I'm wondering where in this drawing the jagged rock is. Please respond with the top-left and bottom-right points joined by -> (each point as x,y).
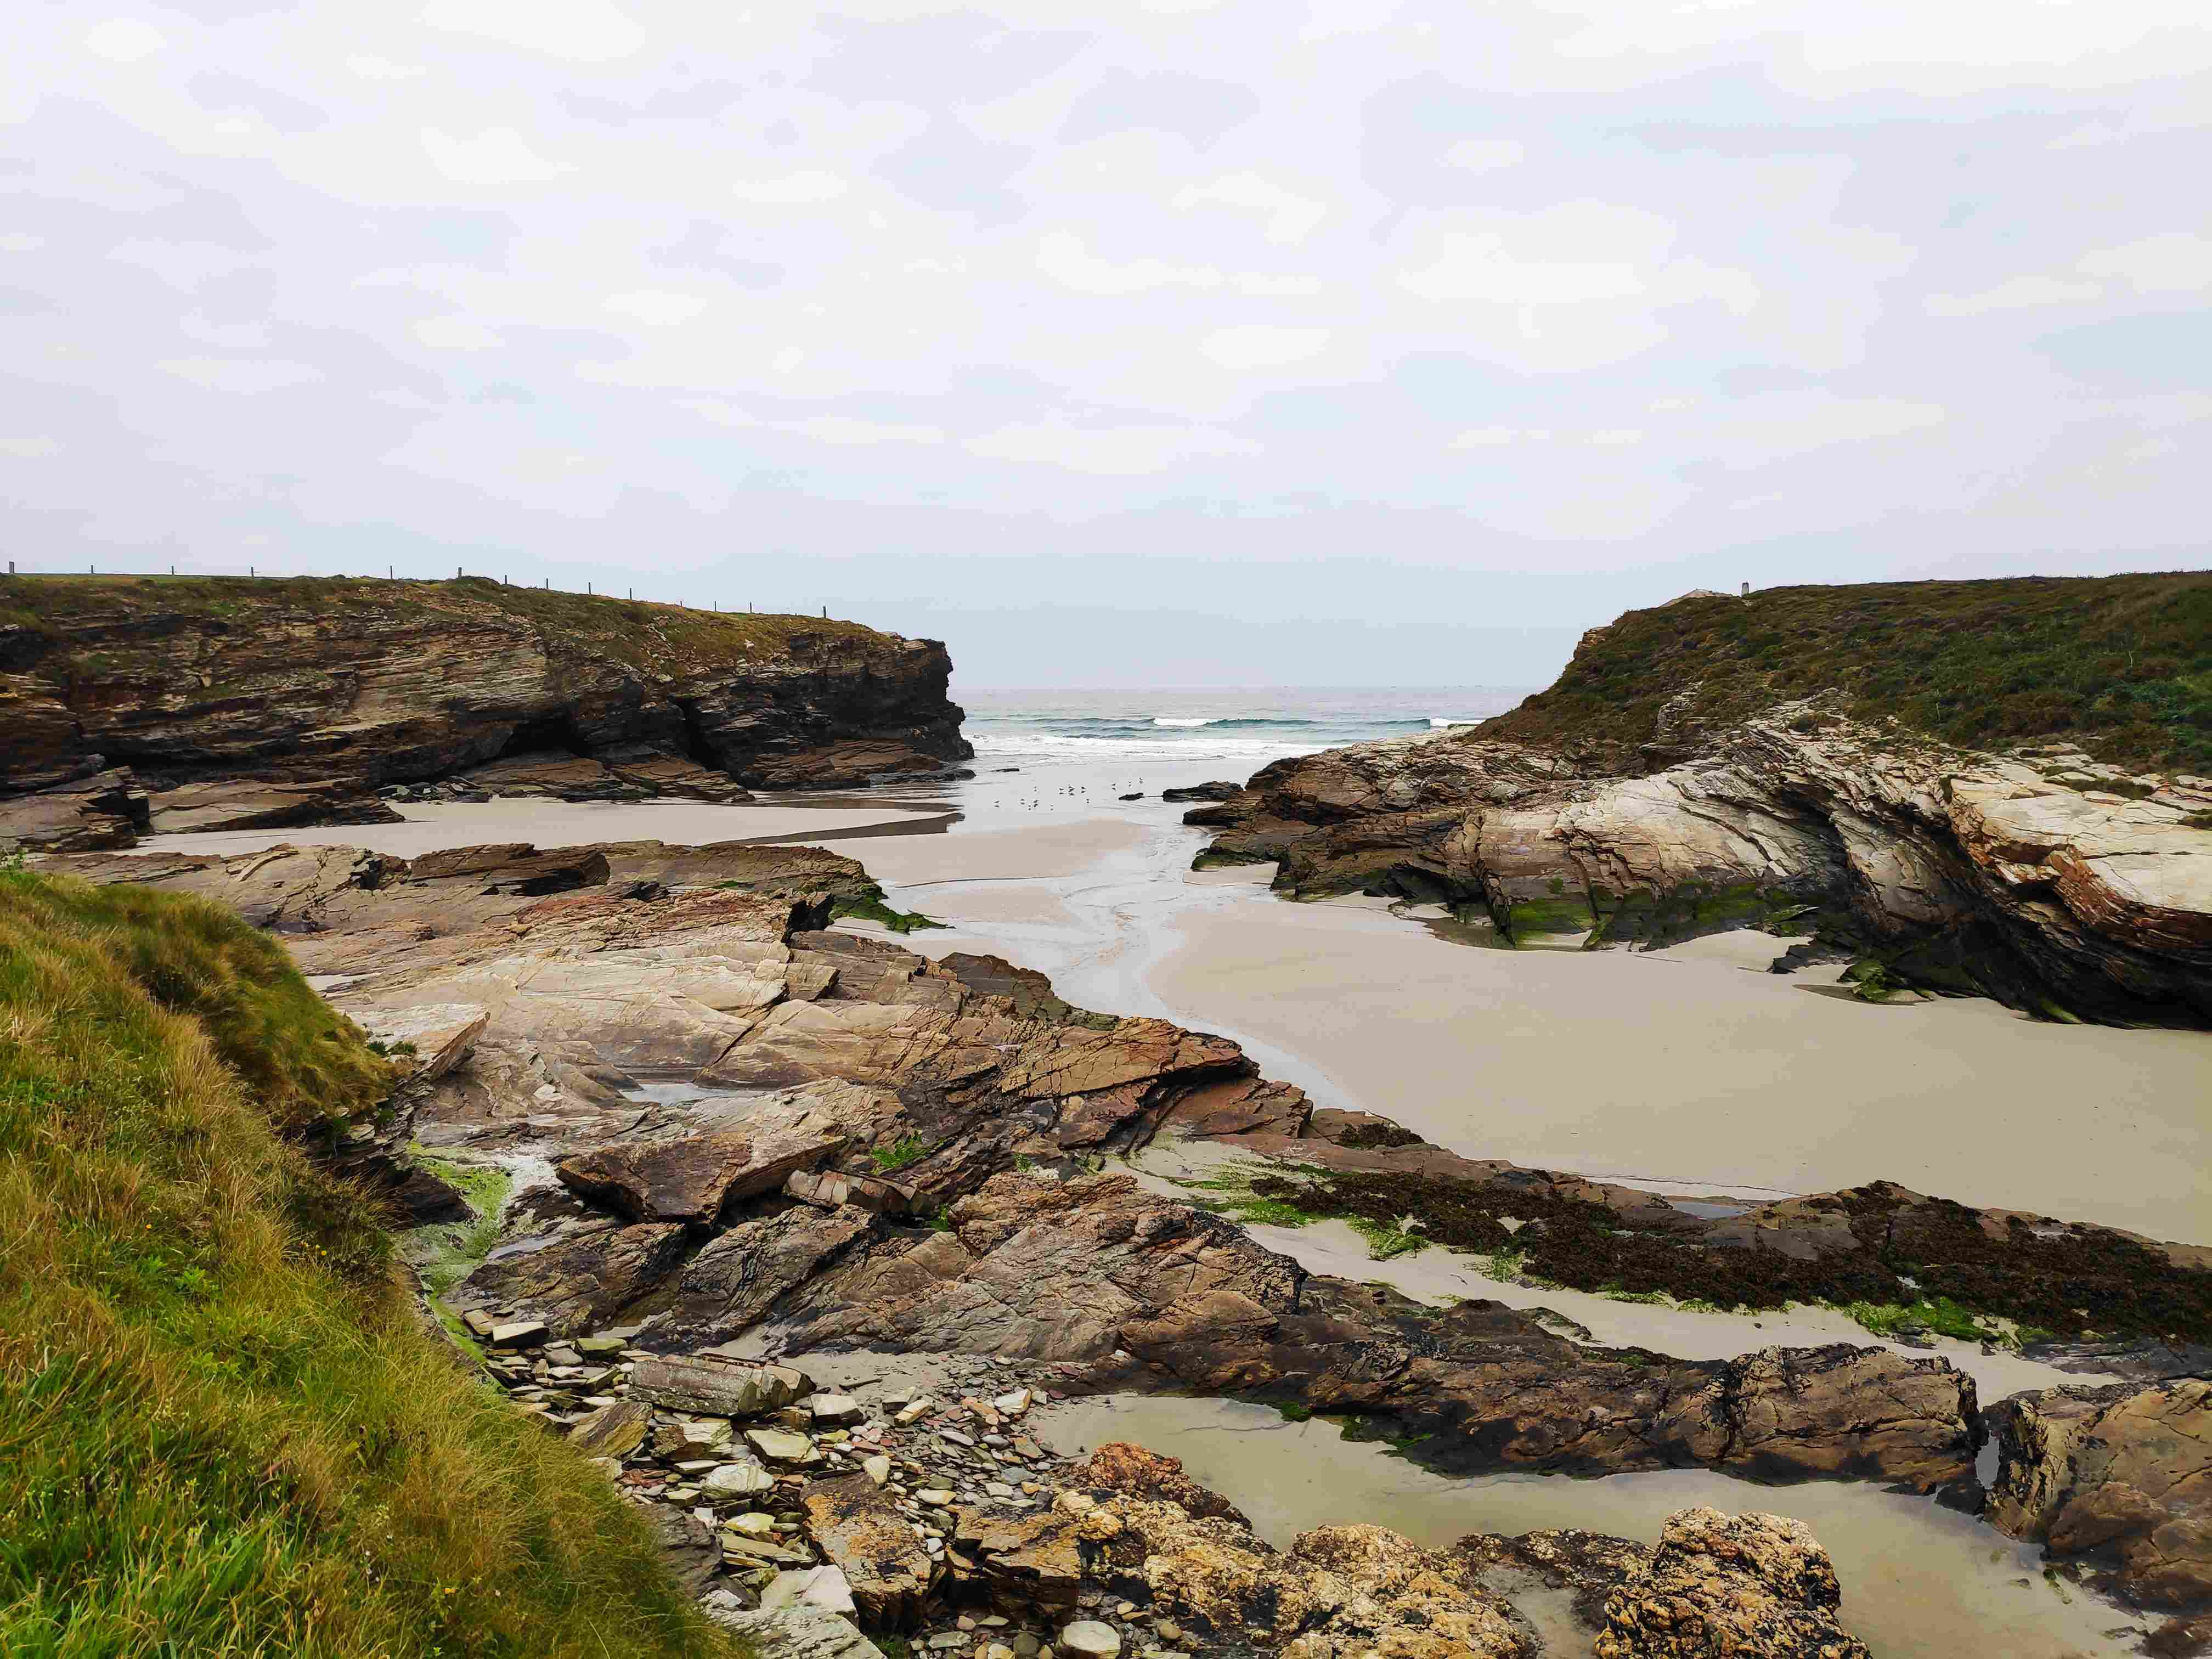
409,844 -> 611,895
556,1103 -> 849,1226
662,1205 -> 882,1340
1198,703 -> 2212,1027
1069,1496 -> 1530,1658
626,1353 -> 812,1418
0,766 -> 149,850
645,1504 -> 721,1598
702,1602 -> 885,1659
1592,1507 -> 1870,1658
1984,1376 -> 2212,1606
0,578 -> 968,799
143,778 -> 402,833
951,1508 -> 1088,1611
1455,1528 -> 1654,1638
567,1398 -> 652,1459
352,1002 -> 486,1083
773,1174 -> 1978,1489
1067,1443 -> 1249,1526
447,1220 -> 689,1336
1162,782 -> 1244,804
802,1471 -> 938,1626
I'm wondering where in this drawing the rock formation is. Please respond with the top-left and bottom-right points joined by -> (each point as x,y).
1985,1376 -> 2212,1607
1589,1508 -> 1872,1659
1194,706 -> 2212,1028
0,574 -> 969,845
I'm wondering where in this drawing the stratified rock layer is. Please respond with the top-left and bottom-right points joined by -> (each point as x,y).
0,575 -> 969,830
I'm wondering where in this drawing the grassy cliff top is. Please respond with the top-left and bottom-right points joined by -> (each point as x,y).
0,867 -> 740,1659
0,572 -> 933,679
1481,571 -> 2212,774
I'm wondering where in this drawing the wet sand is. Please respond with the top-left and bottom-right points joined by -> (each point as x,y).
1037,1393 -> 2151,1659
1149,878 -> 2212,1242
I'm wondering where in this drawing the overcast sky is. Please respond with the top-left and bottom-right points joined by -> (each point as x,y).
7,2 -> 2209,687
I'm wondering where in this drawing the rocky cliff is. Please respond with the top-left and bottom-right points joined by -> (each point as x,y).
0,574 -> 970,844
1193,578 -> 2212,1028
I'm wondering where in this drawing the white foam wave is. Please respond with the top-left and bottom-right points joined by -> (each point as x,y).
974,733 -> 1329,762
1429,717 -> 1485,727
1153,716 -> 1218,727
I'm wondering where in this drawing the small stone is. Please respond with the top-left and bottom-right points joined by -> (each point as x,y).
862,1454 -> 892,1487
940,1429 -> 975,1447
985,1482 -> 1015,1498
760,1565 -> 855,1616
1058,1622 -> 1120,1658
993,1389 -> 1032,1417
489,1319 -> 548,1348
702,1460 -> 777,1499
809,1392 -> 865,1425
727,1511 -> 776,1536
985,1647 -> 1015,1659
929,1635 -> 967,1650
745,1427 -> 821,1464
573,1334 -> 626,1356
461,1309 -> 499,1338
1012,1637 -> 1041,1658
957,1617 -> 978,1632
895,1397 -> 936,1426
917,1489 -> 955,1506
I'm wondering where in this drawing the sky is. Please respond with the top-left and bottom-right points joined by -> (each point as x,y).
5,1 -> 2210,689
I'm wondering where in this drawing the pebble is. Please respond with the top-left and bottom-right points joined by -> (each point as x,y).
1059,1624 -> 1120,1659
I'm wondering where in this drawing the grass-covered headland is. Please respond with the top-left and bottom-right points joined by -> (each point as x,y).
1485,571 -> 2212,773
0,867 -> 740,1659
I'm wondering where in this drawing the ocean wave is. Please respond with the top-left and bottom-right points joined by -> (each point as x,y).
1429,717 -> 1486,728
972,732 -> 1333,761
1153,716 -> 1216,727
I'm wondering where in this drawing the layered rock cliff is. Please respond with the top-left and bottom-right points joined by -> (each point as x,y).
1194,579 -> 2212,1028
0,574 -> 970,844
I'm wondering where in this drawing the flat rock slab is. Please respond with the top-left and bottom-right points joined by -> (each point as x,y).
627,1353 -> 813,1418
802,1471 -> 937,1627
703,1602 -> 884,1659
557,1103 -> 848,1226
352,1001 -> 486,1083
567,1398 -> 652,1459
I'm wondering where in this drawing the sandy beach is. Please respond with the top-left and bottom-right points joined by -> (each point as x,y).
1146,879 -> 2212,1242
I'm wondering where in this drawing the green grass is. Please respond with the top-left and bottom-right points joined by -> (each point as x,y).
0,869 -> 742,1659
1838,1295 -> 2000,1345
1481,572 -> 2212,774
827,894 -> 946,935
405,1155 -> 514,1299
868,1134 -> 932,1173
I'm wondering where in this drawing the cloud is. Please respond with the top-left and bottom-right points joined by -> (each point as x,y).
83,18 -> 166,62
1060,70 -> 1260,148
0,436 -> 63,459
1926,274 -> 2103,317
605,289 -> 705,325
420,0 -> 643,63
413,315 -> 503,349
1442,138 -> 1524,173
348,54 -> 426,82
781,415 -> 943,447
1173,173 -> 1328,244
2078,232 -> 2212,295
421,127 -> 572,185
729,171 -> 849,205
1200,325 -> 1331,369
160,357 -> 324,393
1036,230 -> 1318,297
966,420 -> 1260,474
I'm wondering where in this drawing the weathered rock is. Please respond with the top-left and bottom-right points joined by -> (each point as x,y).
702,1458 -> 778,1501
661,1204 -> 882,1341
1455,1528 -> 1654,1639
645,1504 -> 722,1598
567,1398 -> 652,1459
1592,1507 -> 1871,1659
951,1508 -> 1088,1611
762,1565 -> 858,1617
1198,697 -> 2212,1027
1162,782 -> 1244,804
1067,1442 -> 1249,1526
747,1428 -> 821,1465
702,1602 -> 885,1659
626,1353 -> 812,1418
802,1472 -> 938,1626
144,778 -> 402,834
448,1221 -> 688,1336
0,766 -> 149,850
1054,1622 -> 1118,1657
352,1002 -> 486,1083
1985,1376 -> 2212,1606
556,1103 -> 849,1226
0,577 -> 968,799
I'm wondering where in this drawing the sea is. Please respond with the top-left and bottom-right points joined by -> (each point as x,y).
954,686 -> 1535,769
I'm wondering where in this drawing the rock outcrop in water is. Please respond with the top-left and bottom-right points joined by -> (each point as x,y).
0,574 -> 969,845
1194,706 -> 2212,1028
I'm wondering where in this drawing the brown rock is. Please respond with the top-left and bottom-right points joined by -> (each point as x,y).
447,1220 -> 688,1336
556,1106 -> 848,1227
143,778 -> 402,833
1985,1376 -> 2212,1606
0,766 -> 149,850
1592,1507 -> 1871,1659
627,1353 -> 812,1418
1067,1443 -> 1249,1526
664,1205 -> 883,1340
800,1472 -> 938,1627
568,1398 -> 652,1459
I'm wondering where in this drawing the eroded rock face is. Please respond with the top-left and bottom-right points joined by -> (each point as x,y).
1199,709 -> 2212,1026
1985,1377 -> 2212,1607
0,576 -> 969,812
445,1219 -> 689,1336
801,1472 -> 939,1626
1067,1442 -> 1249,1526
556,1102 -> 849,1226
1592,1507 -> 1871,1659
